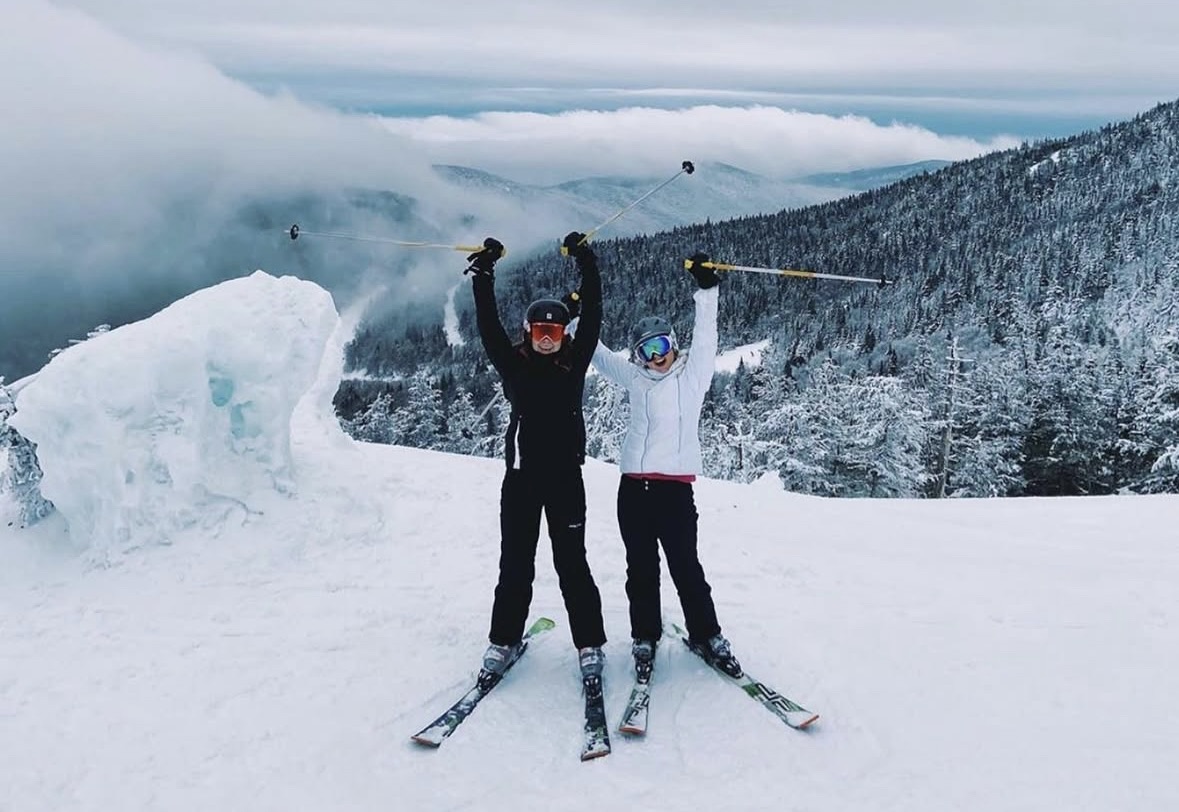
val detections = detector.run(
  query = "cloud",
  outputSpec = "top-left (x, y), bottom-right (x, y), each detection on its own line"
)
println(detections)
top-left (2, 0), bottom-right (441, 242)
top-left (379, 106), bottom-right (1018, 185)
top-left (55, 0), bottom-right (1179, 98)
top-left (2, 0), bottom-right (1165, 379)
top-left (1, 0), bottom-right (466, 378)
top-left (2, 1), bottom-right (1020, 287)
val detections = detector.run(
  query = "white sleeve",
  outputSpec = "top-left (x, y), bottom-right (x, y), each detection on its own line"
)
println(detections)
top-left (683, 287), bottom-right (719, 393)
top-left (592, 340), bottom-right (638, 387)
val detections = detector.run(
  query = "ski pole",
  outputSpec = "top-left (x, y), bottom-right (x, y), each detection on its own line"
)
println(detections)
top-left (286, 224), bottom-right (494, 255)
top-left (561, 160), bottom-right (695, 255)
top-left (687, 258), bottom-right (893, 287)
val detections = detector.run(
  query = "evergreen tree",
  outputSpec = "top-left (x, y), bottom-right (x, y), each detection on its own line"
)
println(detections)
top-left (344, 391), bottom-right (406, 445)
top-left (757, 398), bottom-right (828, 493)
top-left (585, 375), bottom-right (630, 464)
top-left (403, 368), bottom-right (445, 450)
top-left (1022, 326), bottom-right (1118, 494)
top-left (443, 389), bottom-right (482, 456)
top-left (947, 360), bottom-right (1030, 496)
top-left (1138, 330), bottom-right (1179, 492)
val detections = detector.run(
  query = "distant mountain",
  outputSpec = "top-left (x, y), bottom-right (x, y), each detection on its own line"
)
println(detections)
top-left (794, 160), bottom-right (952, 191)
top-left (0, 152), bottom-right (931, 381)
top-left (434, 160), bottom-right (844, 238)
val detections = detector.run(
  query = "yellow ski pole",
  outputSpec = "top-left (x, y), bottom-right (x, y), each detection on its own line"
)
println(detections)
top-left (686, 258), bottom-right (892, 287)
top-left (286, 224), bottom-right (493, 255)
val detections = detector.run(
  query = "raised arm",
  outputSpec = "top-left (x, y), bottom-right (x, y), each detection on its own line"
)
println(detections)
top-left (683, 252), bottom-right (720, 391)
top-left (562, 232), bottom-right (602, 372)
top-left (466, 238), bottom-right (516, 376)
top-left (592, 340), bottom-right (638, 387)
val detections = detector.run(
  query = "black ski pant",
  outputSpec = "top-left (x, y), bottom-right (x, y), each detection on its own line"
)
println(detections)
top-left (617, 475), bottom-right (721, 644)
top-left (488, 467), bottom-right (606, 650)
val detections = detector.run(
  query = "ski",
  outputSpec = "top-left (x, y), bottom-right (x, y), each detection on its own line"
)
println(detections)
top-left (668, 622), bottom-right (819, 730)
top-left (617, 674), bottom-right (651, 735)
top-left (410, 617), bottom-right (556, 747)
top-left (580, 673), bottom-right (611, 760)
top-left (618, 646), bottom-right (655, 735)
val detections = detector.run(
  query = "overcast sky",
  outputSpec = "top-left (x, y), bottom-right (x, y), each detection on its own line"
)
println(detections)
top-left (48, 0), bottom-right (1179, 130)
top-left (4, 0), bottom-right (1177, 377)
top-left (10, 0), bottom-right (1174, 196)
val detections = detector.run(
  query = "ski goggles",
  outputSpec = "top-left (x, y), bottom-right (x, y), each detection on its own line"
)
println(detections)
top-left (529, 322), bottom-right (565, 343)
top-left (635, 334), bottom-right (674, 362)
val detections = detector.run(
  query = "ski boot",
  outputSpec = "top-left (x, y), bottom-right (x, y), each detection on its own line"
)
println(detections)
top-left (631, 638), bottom-right (656, 681)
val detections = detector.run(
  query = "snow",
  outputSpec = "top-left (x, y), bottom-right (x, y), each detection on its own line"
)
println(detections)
top-left (3, 274), bottom-right (1179, 812)
top-left (1029, 150), bottom-right (1064, 176)
top-left (8, 271), bottom-right (338, 560)
top-left (443, 282), bottom-right (465, 347)
top-left (716, 339), bottom-right (771, 373)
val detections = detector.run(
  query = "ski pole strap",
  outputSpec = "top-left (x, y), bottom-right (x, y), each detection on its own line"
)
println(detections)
top-left (688, 259), bottom-right (892, 286)
top-left (287, 224), bottom-right (490, 254)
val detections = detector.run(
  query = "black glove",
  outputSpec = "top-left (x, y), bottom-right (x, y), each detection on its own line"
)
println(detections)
top-left (562, 231), bottom-right (594, 261)
top-left (561, 290), bottom-right (582, 320)
top-left (686, 252), bottom-right (719, 289)
top-left (465, 237), bottom-right (505, 278)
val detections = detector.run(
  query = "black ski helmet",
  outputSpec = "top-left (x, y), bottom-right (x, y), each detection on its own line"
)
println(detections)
top-left (630, 315), bottom-right (678, 361)
top-left (524, 298), bottom-right (570, 327)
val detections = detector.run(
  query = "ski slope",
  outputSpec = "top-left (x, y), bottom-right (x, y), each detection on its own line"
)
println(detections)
top-left (2, 273), bottom-right (1177, 812)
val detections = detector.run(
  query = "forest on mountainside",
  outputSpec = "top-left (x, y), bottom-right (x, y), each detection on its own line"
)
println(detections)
top-left (338, 100), bottom-right (1179, 497)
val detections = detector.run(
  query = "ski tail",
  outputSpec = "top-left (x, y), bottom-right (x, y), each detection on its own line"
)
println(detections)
top-left (580, 673), bottom-right (611, 760)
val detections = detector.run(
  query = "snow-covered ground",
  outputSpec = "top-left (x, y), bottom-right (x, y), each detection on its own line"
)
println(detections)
top-left (716, 339), bottom-right (771, 373)
top-left (2, 273), bottom-right (1177, 812)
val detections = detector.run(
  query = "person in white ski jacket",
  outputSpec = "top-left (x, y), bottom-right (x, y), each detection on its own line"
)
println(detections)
top-left (591, 252), bottom-right (743, 681)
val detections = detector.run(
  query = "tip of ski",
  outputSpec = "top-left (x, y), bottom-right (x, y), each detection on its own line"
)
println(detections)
top-left (580, 744), bottom-right (611, 761)
top-left (788, 711), bottom-right (820, 729)
top-left (410, 733), bottom-right (444, 748)
top-left (666, 620), bottom-right (820, 731)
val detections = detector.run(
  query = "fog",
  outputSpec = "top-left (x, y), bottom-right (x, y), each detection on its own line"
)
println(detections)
top-left (2, 0), bottom-right (1047, 379)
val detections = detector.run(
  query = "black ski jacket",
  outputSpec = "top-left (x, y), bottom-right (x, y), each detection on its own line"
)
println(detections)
top-left (473, 253), bottom-right (601, 470)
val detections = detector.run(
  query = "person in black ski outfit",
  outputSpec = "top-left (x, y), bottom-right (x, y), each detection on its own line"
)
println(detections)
top-left (466, 232), bottom-right (607, 683)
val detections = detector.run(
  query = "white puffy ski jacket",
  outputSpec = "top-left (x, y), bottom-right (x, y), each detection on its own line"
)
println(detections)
top-left (592, 287), bottom-right (718, 475)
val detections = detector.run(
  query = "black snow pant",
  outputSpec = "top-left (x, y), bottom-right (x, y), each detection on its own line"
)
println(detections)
top-left (488, 467), bottom-right (606, 650)
top-left (617, 475), bottom-right (721, 644)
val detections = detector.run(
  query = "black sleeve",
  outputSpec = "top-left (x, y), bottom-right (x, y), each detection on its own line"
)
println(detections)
top-left (568, 252), bottom-right (602, 372)
top-left (472, 274), bottom-right (518, 378)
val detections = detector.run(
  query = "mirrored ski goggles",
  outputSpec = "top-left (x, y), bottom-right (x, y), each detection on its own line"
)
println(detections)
top-left (529, 322), bottom-right (566, 343)
top-left (635, 334), bottom-right (674, 362)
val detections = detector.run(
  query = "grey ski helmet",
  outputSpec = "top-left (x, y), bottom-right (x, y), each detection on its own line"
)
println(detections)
top-left (630, 315), bottom-right (678, 362)
top-left (524, 298), bottom-right (570, 327)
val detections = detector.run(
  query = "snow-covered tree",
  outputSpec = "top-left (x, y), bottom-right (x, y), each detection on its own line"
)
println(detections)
top-left (403, 368), bottom-right (445, 450)
top-left (344, 392), bottom-right (405, 445)
top-left (947, 360), bottom-right (1030, 497)
top-left (584, 375), bottom-right (630, 465)
top-left (1022, 326), bottom-right (1118, 494)
top-left (443, 389), bottom-right (483, 456)
top-left (1137, 330), bottom-right (1179, 492)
